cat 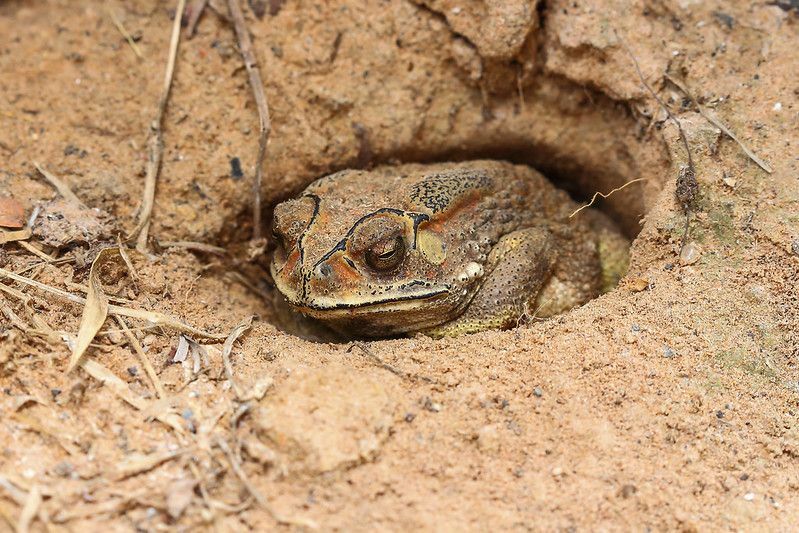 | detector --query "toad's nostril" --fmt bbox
[318,264,333,277]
